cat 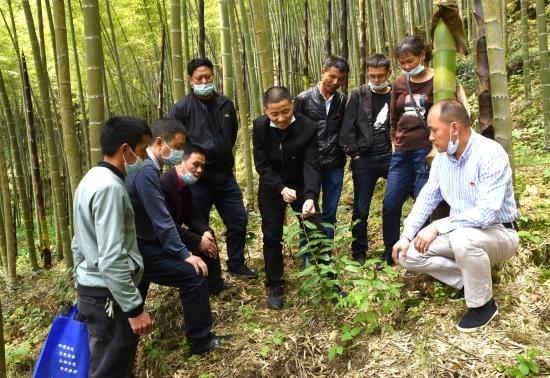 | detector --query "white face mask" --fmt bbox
[446,128,459,155]
[123,147,145,175]
[368,80,389,92]
[180,170,199,185]
[404,64,425,77]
